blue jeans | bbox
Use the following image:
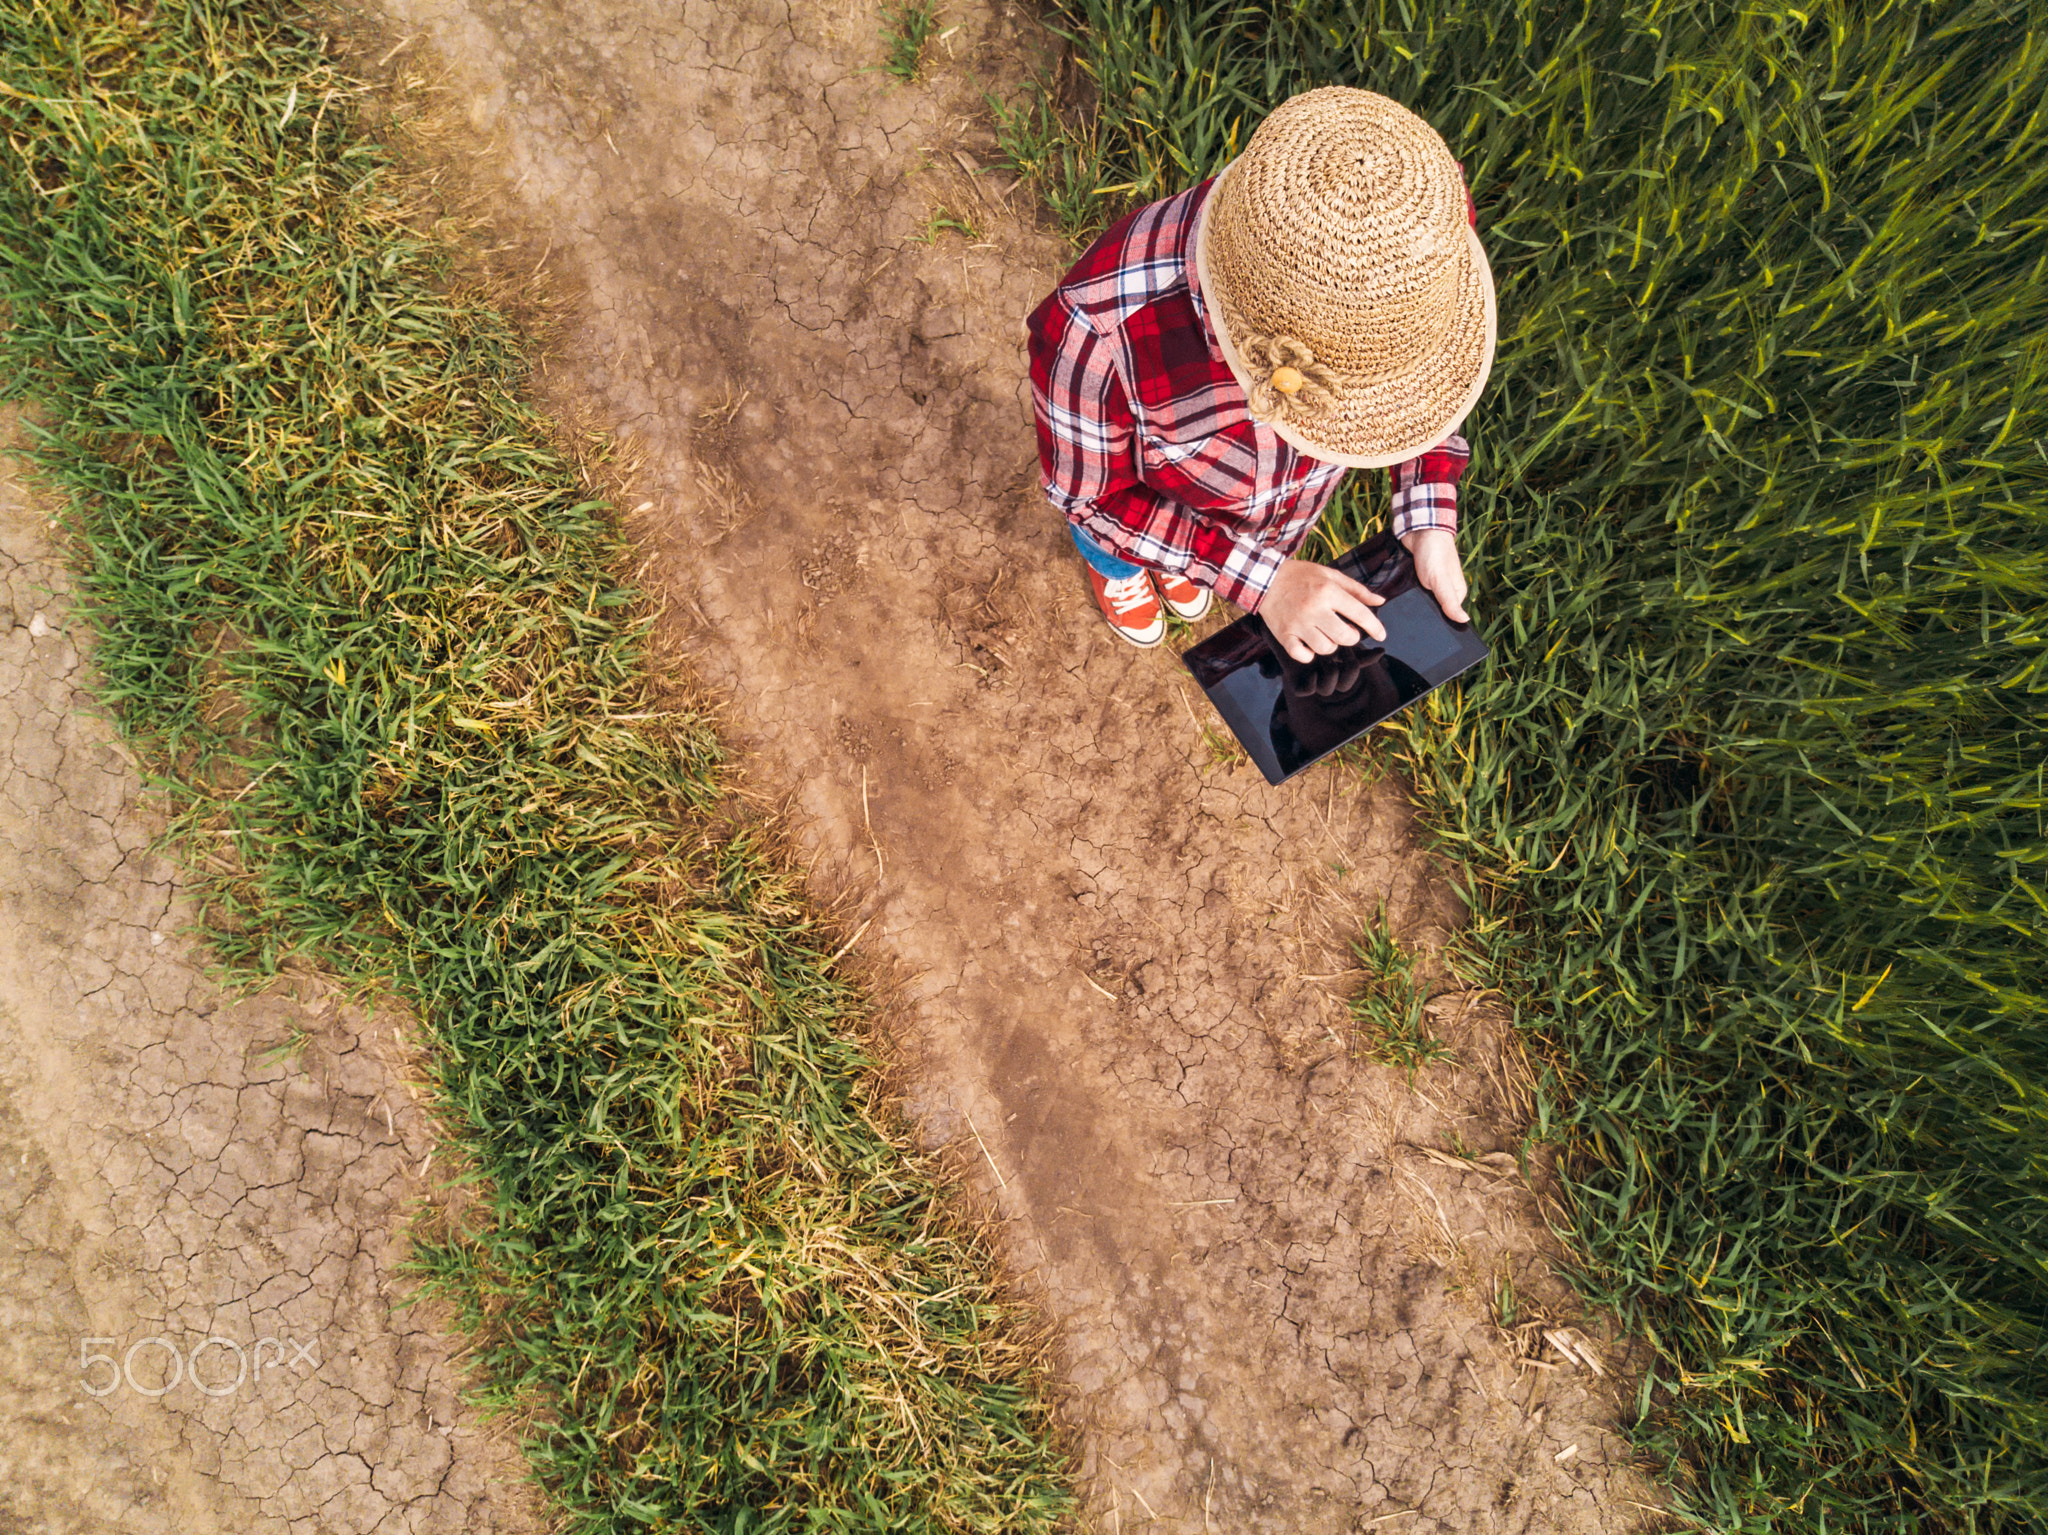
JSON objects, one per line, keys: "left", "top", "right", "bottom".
{"left": 1069, "top": 524, "right": 1143, "bottom": 580}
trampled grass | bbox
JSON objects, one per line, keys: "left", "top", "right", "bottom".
{"left": 1031, "top": 0, "right": 2048, "bottom": 1528}
{"left": 0, "top": 3, "right": 1072, "bottom": 1529}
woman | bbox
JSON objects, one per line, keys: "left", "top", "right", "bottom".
{"left": 1026, "top": 87, "right": 1495, "bottom": 660}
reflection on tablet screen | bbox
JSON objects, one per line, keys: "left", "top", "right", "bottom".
{"left": 1181, "top": 532, "right": 1491, "bottom": 786}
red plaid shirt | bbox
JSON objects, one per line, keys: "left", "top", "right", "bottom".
{"left": 1027, "top": 179, "right": 1470, "bottom": 613}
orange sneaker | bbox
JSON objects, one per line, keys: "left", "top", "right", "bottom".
{"left": 1087, "top": 567, "right": 1166, "bottom": 648}
{"left": 1155, "top": 569, "right": 1213, "bottom": 621}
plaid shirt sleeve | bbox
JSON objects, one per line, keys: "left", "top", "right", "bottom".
{"left": 1026, "top": 285, "right": 1332, "bottom": 613}
{"left": 1025, "top": 291, "right": 1172, "bottom": 551}
{"left": 1389, "top": 432, "right": 1471, "bottom": 542}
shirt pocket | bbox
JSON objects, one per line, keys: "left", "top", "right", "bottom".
{"left": 1135, "top": 416, "right": 1263, "bottom": 511}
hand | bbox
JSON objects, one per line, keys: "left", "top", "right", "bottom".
{"left": 1259, "top": 558, "right": 1387, "bottom": 663}
{"left": 1401, "top": 528, "right": 1470, "bottom": 623}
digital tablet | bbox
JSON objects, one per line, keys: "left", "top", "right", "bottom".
{"left": 1180, "top": 530, "right": 1490, "bottom": 786}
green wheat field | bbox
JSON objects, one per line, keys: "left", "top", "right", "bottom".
{"left": 1003, "top": 0, "right": 2047, "bottom": 1528}
{"left": 0, "top": 4, "right": 1070, "bottom": 1531}
{"left": 3, "top": 0, "right": 2043, "bottom": 1530}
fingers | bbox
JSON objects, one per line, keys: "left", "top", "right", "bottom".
{"left": 1326, "top": 567, "right": 1387, "bottom": 607}
{"left": 1320, "top": 612, "right": 1364, "bottom": 649}
{"left": 1282, "top": 621, "right": 1349, "bottom": 662}
{"left": 1267, "top": 559, "right": 1399, "bottom": 661}
{"left": 1424, "top": 569, "right": 1471, "bottom": 623}
{"left": 1293, "top": 613, "right": 1374, "bottom": 659}
{"left": 1405, "top": 534, "right": 1472, "bottom": 623}
{"left": 1290, "top": 628, "right": 1343, "bottom": 660}
{"left": 1326, "top": 587, "right": 1387, "bottom": 643}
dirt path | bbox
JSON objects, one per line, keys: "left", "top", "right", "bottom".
{"left": 355, "top": 0, "right": 1659, "bottom": 1529}
{"left": 0, "top": 417, "right": 543, "bottom": 1534}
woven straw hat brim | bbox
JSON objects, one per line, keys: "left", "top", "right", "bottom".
{"left": 1193, "top": 156, "right": 1497, "bottom": 469}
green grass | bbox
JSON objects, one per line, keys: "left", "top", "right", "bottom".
{"left": 916, "top": 204, "right": 984, "bottom": 243}
{"left": 1037, "top": 0, "right": 2048, "bottom": 1529}
{"left": 0, "top": 4, "right": 1072, "bottom": 1530}
{"left": 1349, "top": 907, "right": 1457, "bottom": 1079}
{"left": 880, "top": 0, "right": 941, "bottom": 83}
{"left": 989, "top": 80, "right": 1114, "bottom": 239}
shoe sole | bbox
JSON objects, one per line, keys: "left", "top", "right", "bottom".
{"left": 1105, "top": 617, "right": 1166, "bottom": 648}
{"left": 1162, "top": 596, "right": 1211, "bottom": 621}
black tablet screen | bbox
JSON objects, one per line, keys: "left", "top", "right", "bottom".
{"left": 1181, "top": 531, "right": 1490, "bottom": 786}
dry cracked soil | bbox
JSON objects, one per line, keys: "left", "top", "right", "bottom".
{"left": 0, "top": 0, "right": 1665, "bottom": 1529}
{"left": 352, "top": 0, "right": 1662, "bottom": 1530}
{"left": 0, "top": 415, "right": 546, "bottom": 1535}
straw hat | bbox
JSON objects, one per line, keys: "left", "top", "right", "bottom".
{"left": 1193, "top": 87, "right": 1496, "bottom": 468}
